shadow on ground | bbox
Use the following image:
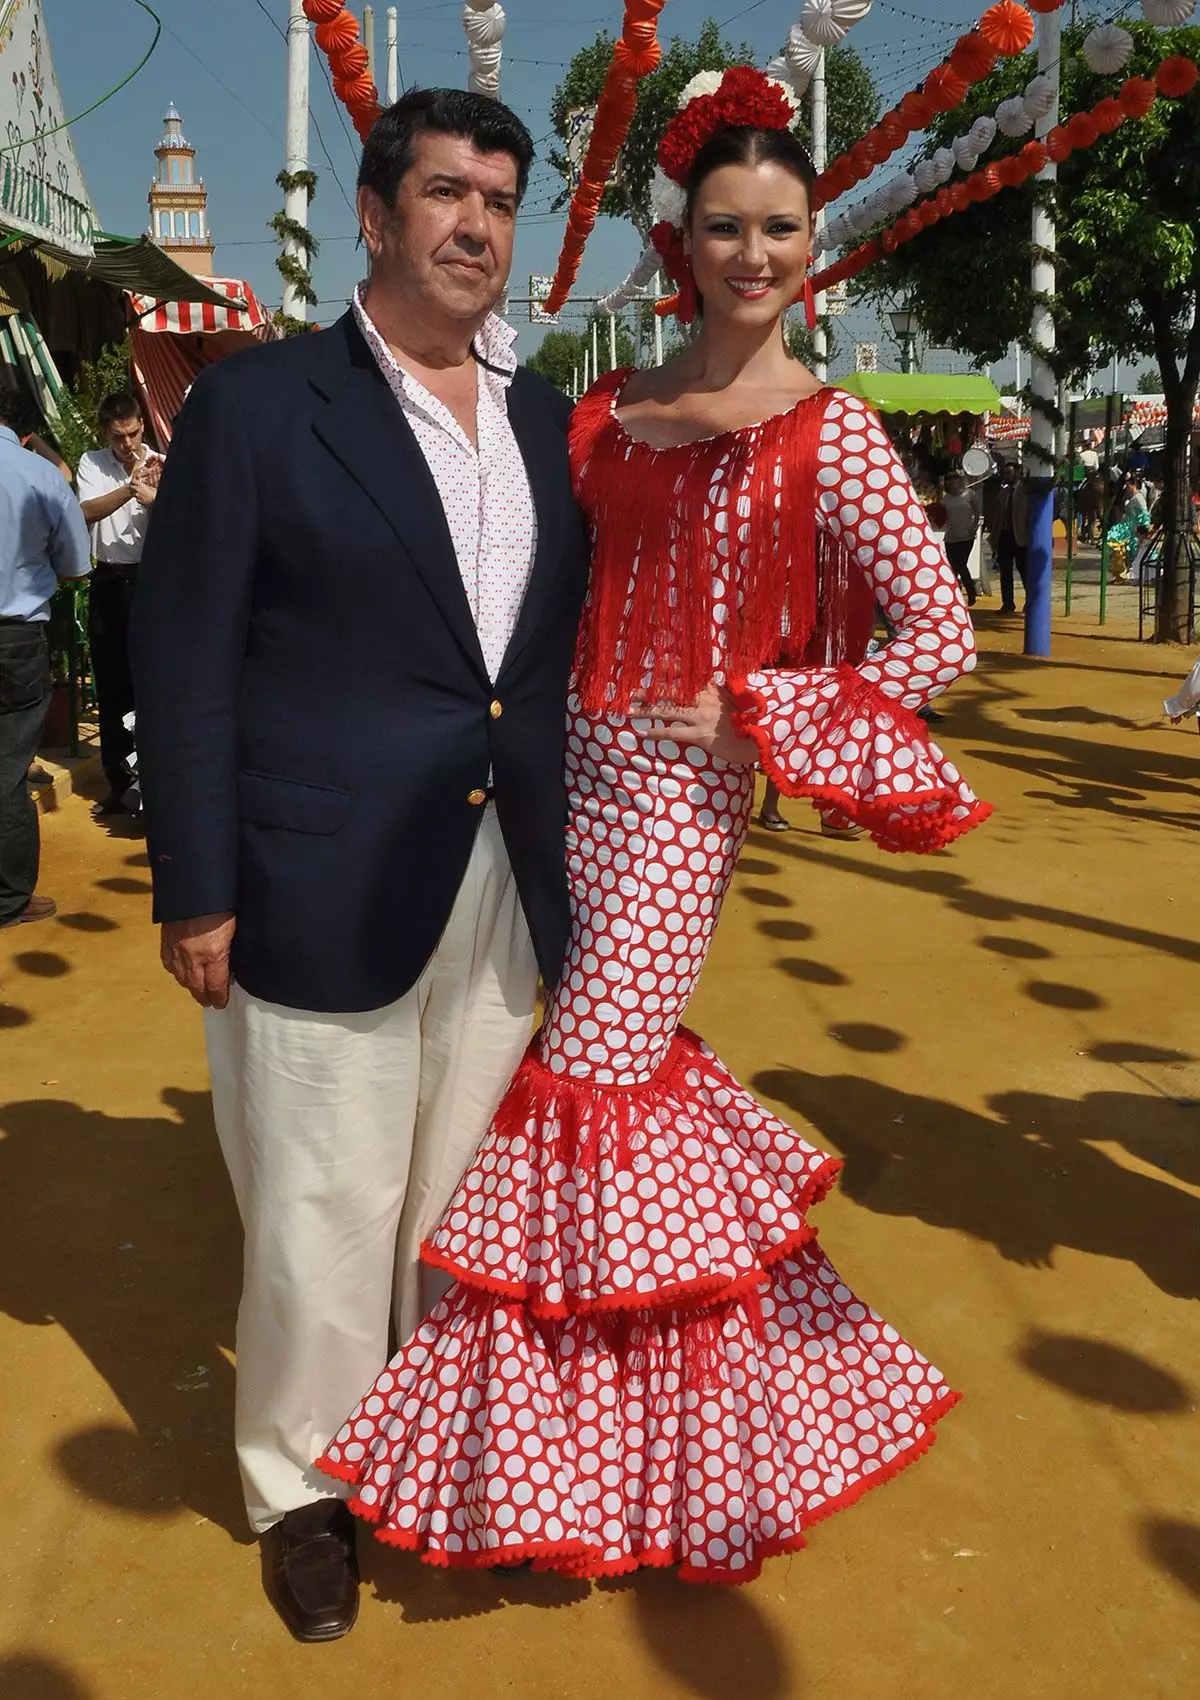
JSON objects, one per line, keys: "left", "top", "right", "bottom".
{"left": 0, "top": 1090, "right": 247, "bottom": 1539}
{"left": 0, "top": 1653, "right": 94, "bottom": 1698}
{"left": 751, "top": 1066, "right": 1200, "bottom": 1300}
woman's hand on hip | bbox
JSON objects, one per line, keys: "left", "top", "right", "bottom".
{"left": 636, "top": 682, "right": 759, "bottom": 764}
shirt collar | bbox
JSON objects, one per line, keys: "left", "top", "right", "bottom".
{"left": 353, "top": 281, "right": 517, "bottom": 390}
{"left": 0, "top": 426, "right": 18, "bottom": 447}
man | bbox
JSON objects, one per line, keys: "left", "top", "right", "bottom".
{"left": 941, "top": 471, "right": 980, "bottom": 607}
{"left": 131, "top": 90, "right": 587, "bottom": 1642}
{"left": 985, "top": 460, "right": 1028, "bottom": 615}
{"left": 0, "top": 388, "right": 91, "bottom": 927}
{"left": 76, "top": 393, "right": 162, "bottom": 815}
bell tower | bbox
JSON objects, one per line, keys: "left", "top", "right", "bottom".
{"left": 148, "top": 104, "right": 215, "bottom": 276}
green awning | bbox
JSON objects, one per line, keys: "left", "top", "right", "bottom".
{"left": 836, "top": 371, "right": 1003, "bottom": 417}
{"left": 0, "top": 226, "right": 245, "bottom": 311}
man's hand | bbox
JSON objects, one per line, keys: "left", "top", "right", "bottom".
{"left": 130, "top": 470, "right": 158, "bottom": 506}
{"left": 636, "top": 681, "right": 759, "bottom": 764}
{"left": 161, "top": 912, "right": 237, "bottom": 1009}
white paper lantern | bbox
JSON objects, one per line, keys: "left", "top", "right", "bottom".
{"left": 785, "top": 23, "right": 823, "bottom": 92}
{"left": 997, "top": 96, "right": 1034, "bottom": 136}
{"left": 766, "top": 55, "right": 795, "bottom": 87}
{"left": 1141, "top": 0, "right": 1196, "bottom": 25}
{"left": 969, "top": 114, "right": 997, "bottom": 151}
{"left": 650, "top": 167, "right": 687, "bottom": 228}
{"left": 931, "top": 147, "right": 955, "bottom": 184}
{"left": 952, "top": 134, "right": 979, "bottom": 171}
{"left": 1083, "top": 22, "right": 1134, "bottom": 74}
{"left": 887, "top": 173, "right": 917, "bottom": 211}
{"left": 913, "top": 158, "right": 939, "bottom": 194}
{"left": 800, "top": 0, "right": 846, "bottom": 49}
{"left": 463, "top": 1, "right": 505, "bottom": 96}
{"left": 1022, "top": 74, "right": 1056, "bottom": 121}
{"left": 812, "top": 227, "right": 831, "bottom": 256}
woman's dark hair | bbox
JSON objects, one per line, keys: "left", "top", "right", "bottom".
{"left": 358, "top": 87, "right": 535, "bottom": 207}
{"left": 684, "top": 125, "right": 816, "bottom": 224}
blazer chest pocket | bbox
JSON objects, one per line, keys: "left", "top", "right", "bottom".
{"left": 238, "top": 770, "right": 352, "bottom": 834}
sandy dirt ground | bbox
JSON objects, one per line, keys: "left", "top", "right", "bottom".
{"left": 2, "top": 614, "right": 1198, "bottom": 1700}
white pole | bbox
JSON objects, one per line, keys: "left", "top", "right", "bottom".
{"left": 363, "top": 6, "right": 375, "bottom": 83}
{"left": 1014, "top": 343, "right": 1021, "bottom": 394}
{"left": 385, "top": 5, "right": 398, "bottom": 104}
{"left": 572, "top": 363, "right": 579, "bottom": 400}
{"left": 608, "top": 312, "right": 617, "bottom": 372}
{"left": 1025, "top": 3, "right": 1060, "bottom": 656}
{"left": 283, "top": 0, "right": 311, "bottom": 322}
{"left": 591, "top": 318, "right": 600, "bottom": 382}
{"left": 810, "top": 50, "right": 827, "bottom": 382}
{"left": 582, "top": 345, "right": 590, "bottom": 393}
{"left": 653, "top": 272, "right": 664, "bottom": 366}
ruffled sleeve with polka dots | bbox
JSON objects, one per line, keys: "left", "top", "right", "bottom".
{"left": 730, "top": 390, "right": 991, "bottom": 853}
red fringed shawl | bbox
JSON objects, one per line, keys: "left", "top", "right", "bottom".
{"left": 569, "top": 367, "right": 876, "bottom": 716}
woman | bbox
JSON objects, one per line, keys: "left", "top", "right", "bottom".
{"left": 319, "top": 68, "right": 989, "bottom": 1583}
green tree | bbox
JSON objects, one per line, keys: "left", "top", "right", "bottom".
{"left": 57, "top": 340, "right": 133, "bottom": 473}
{"left": 549, "top": 22, "right": 878, "bottom": 242}
{"left": 1137, "top": 365, "right": 1161, "bottom": 392}
{"left": 524, "top": 313, "right": 638, "bottom": 393}
{"left": 865, "top": 22, "right": 1200, "bottom": 640}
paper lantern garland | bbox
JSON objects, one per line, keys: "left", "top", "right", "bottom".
{"left": 1141, "top": 0, "right": 1196, "bottom": 25}
{"left": 302, "top": 0, "right": 382, "bottom": 138}
{"left": 463, "top": 2, "right": 507, "bottom": 99}
{"left": 1082, "top": 22, "right": 1133, "bottom": 76}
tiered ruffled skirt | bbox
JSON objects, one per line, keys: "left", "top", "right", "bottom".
{"left": 318, "top": 701, "right": 972, "bottom": 1583}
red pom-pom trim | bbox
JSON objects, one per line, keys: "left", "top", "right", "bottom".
{"left": 658, "top": 66, "right": 799, "bottom": 185}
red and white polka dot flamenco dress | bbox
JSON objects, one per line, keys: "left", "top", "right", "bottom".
{"left": 318, "top": 372, "right": 991, "bottom": 1583}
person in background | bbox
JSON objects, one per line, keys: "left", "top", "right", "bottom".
{"left": 0, "top": 387, "right": 91, "bottom": 927}
{"left": 941, "top": 471, "right": 980, "bottom": 607}
{"left": 984, "top": 460, "right": 1028, "bottom": 614}
{"left": 76, "top": 393, "right": 162, "bottom": 815}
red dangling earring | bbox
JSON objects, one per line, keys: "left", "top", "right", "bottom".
{"left": 803, "top": 259, "right": 817, "bottom": 332}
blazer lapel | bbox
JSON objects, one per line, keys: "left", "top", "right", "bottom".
{"left": 497, "top": 373, "right": 565, "bottom": 680}
{"left": 310, "top": 320, "right": 489, "bottom": 684}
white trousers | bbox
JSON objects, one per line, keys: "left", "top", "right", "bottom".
{"left": 204, "top": 807, "right": 538, "bottom": 1533}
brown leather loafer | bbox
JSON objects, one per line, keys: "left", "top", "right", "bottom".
{"left": 0, "top": 895, "right": 57, "bottom": 928}
{"left": 261, "top": 1500, "right": 359, "bottom": 1642}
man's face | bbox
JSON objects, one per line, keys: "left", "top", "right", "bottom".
{"left": 358, "top": 130, "right": 520, "bottom": 327}
{"left": 105, "top": 414, "right": 144, "bottom": 468}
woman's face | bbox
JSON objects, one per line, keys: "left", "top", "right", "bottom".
{"left": 685, "top": 158, "right": 813, "bottom": 330}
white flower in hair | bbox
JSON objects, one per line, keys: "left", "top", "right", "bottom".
{"left": 650, "top": 166, "right": 687, "bottom": 227}
{"left": 676, "top": 70, "right": 726, "bottom": 108}
{"left": 767, "top": 76, "right": 803, "bottom": 119}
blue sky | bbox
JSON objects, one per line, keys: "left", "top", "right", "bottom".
{"left": 44, "top": 0, "right": 1133, "bottom": 385}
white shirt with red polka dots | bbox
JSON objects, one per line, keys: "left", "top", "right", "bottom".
{"left": 353, "top": 283, "right": 535, "bottom": 681}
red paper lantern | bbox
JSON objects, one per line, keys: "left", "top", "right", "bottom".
{"left": 315, "top": 12, "right": 359, "bottom": 52}
{"left": 900, "top": 90, "right": 934, "bottom": 130}
{"left": 1091, "top": 97, "right": 1125, "bottom": 134}
{"left": 981, "top": 162, "right": 1003, "bottom": 194}
{"left": 1045, "top": 125, "right": 1072, "bottom": 162}
{"left": 1156, "top": 56, "right": 1199, "bottom": 100}
{"left": 978, "top": 1, "right": 1035, "bottom": 57}
{"left": 881, "top": 228, "right": 898, "bottom": 253}
{"left": 949, "top": 31, "right": 999, "bottom": 84}
{"left": 849, "top": 142, "right": 872, "bottom": 176}
{"left": 1066, "top": 111, "right": 1099, "bottom": 148}
{"left": 950, "top": 182, "right": 971, "bottom": 212}
{"left": 935, "top": 187, "right": 955, "bottom": 216}
{"left": 1119, "top": 77, "right": 1157, "bottom": 120}
{"left": 919, "top": 199, "right": 941, "bottom": 227}
{"left": 903, "top": 208, "right": 923, "bottom": 237}
{"left": 882, "top": 113, "right": 910, "bottom": 147}
{"left": 995, "top": 155, "right": 1024, "bottom": 187}
{"left": 1026, "top": 0, "right": 1063, "bottom": 11}
{"left": 924, "top": 65, "right": 969, "bottom": 113}
{"left": 1020, "top": 139, "right": 1048, "bottom": 175}
{"left": 967, "top": 175, "right": 991, "bottom": 202}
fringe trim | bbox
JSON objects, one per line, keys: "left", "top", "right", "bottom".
{"left": 315, "top": 1390, "right": 961, "bottom": 1587}
{"left": 730, "top": 667, "right": 994, "bottom": 854}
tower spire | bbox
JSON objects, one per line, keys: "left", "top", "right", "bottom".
{"left": 148, "top": 103, "right": 215, "bottom": 277}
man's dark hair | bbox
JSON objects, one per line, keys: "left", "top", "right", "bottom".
{"left": 0, "top": 386, "right": 33, "bottom": 434}
{"left": 97, "top": 391, "right": 142, "bottom": 432}
{"left": 357, "top": 88, "right": 534, "bottom": 207}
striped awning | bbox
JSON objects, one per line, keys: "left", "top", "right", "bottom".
{"left": 128, "top": 276, "right": 268, "bottom": 334}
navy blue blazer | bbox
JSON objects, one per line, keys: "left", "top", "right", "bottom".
{"left": 131, "top": 312, "right": 588, "bottom": 1013}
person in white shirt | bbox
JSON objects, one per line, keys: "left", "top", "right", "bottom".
{"left": 941, "top": 472, "right": 981, "bottom": 607}
{"left": 75, "top": 393, "right": 162, "bottom": 813}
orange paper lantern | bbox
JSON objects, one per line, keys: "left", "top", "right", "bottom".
{"left": 950, "top": 31, "right": 999, "bottom": 83}
{"left": 1020, "top": 139, "right": 1048, "bottom": 175}
{"left": 899, "top": 90, "right": 934, "bottom": 130}
{"left": 935, "top": 187, "right": 955, "bottom": 216}
{"left": 995, "top": 155, "right": 1024, "bottom": 187}
{"left": 978, "top": 1, "right": 1035, "bottom": 57}
{"left": 1119, "top": 77, "right": 1157, "bottom": 119}
{"left": 1044, "top": 125, "right": 1072, "bottom": 162}
{"left": 923, "top": 65, "right": 968, "bottom": 113}
{"left": 1091, "top": 97, "right": 1125, "bottom": 134}
{"left": 303, "top": 0, "right": 344, "bottom": 22}
{"left": 1066, "top": 111, "right": 1099, "bottom": 148}
{"left": 315, "top": 12, "right": 359, "bottom": 52}
{"left": 329, "top": 41, "right": 370, "bottom": 79}
{"left": 919, "top": 199, "right": 941, "bottom": 227}
{"left": 1156, "top": 56, "right": 1199, "bottom": 99}
{"left": 950, "top": 181, "right": 971, "bottom": 212}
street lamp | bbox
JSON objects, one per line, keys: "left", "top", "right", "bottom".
{"left": 888, "top": 307, "right": 918, "bottom": 374}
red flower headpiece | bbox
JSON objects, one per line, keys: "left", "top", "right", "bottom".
{"left": 657, "top": 66, "right": 803, "bottom": 188}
